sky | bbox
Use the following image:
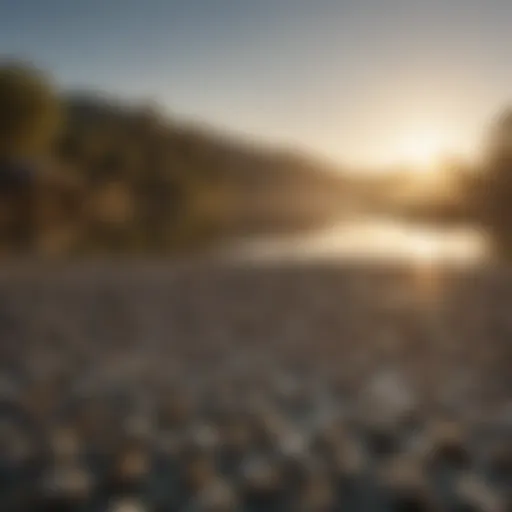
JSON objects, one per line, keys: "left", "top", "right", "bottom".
{"left": 1, "top": 0, "right": 512, "bottom": 168}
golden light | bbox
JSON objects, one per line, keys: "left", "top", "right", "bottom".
{"left": 410, "top": 233, "right": 439, "bottom": 264}
{"left": 394, "top": 132, "right": 447, "bottom": 172}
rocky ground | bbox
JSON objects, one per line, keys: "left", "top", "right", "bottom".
{"left": 0, "top": 260, "right": 511, "bottom": 511}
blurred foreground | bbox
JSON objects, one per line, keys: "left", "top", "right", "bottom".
{"left": 0, "top": 260, "right": 511, "bottom": 511}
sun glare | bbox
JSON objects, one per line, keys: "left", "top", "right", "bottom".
{"left": 395, "top": 132, "right": 446, "bottom": 172}
{"left": 410, "top": 233, "right": 438, "bottom": 263}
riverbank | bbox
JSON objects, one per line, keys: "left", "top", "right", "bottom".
{"left": 1, "top": 259, "right": 511, "bottom": 510}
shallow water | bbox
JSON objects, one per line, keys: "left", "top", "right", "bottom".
{"left": 224, "top": 216, "right": 488, "bottom": 266}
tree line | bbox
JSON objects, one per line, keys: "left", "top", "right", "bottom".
{"left": 0, "top": 61, "right": 355, "bottom": 258}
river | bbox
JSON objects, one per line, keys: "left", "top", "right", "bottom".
{"left": 222, "top": 216, "right": 489, "bottom": 266}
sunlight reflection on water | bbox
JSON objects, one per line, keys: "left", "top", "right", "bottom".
{"left": 227, "top": 217, "right": 488, "bottom": 266}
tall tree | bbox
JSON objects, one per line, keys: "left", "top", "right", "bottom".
{"left": 0, "top": 61, "right": 61, "bottom": 160}
{"left": 478, "top": 109, "right": 512, "bottom": 258}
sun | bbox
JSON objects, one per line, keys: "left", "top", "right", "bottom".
{"left": 395, "top": 132, "right": 446, "bottom": 172}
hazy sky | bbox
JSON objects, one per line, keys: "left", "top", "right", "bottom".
{"left": 2, "top": 0, "right": 512, "bottom": 167}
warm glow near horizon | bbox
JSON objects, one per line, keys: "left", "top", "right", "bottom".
{"left": 340, "top": 126, "right": 477, "bottom": 176}
{"left": 313, "top": 111, "right": 481, "bottom": 174}
{"left": 393, "top": 131, "right": 448, "bottom": 171}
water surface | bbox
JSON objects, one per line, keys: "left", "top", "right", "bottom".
{"left": 225, "top": 216, "right": 488, "bottom": 266}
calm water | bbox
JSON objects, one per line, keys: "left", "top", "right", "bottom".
{"left": 225, "top": 217, "right": 489, "bottom": 265}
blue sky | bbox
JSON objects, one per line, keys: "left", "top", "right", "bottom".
{"left": 2, "top": 0, "right": 512, "bottom": 167}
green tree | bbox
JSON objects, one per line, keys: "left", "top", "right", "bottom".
{"left": 0, "top": 61, "right": 61, "bottom": 160}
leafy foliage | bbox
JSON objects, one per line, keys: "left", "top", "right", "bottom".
{"left": 0, "top": 62, "right": 61, "bottom": 159}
